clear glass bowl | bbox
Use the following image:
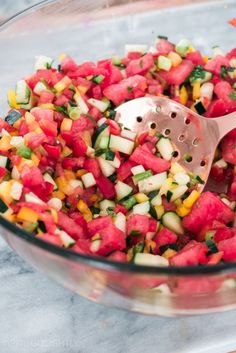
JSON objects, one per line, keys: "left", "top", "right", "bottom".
{"left": 0, "top": 0, "right": 236, "bottom": 316}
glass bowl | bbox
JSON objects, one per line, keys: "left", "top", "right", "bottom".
{"left": 0, "top": 0, "right": 236, "bottom": 316}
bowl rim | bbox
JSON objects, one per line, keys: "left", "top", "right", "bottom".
{"left": 0, "top": 0, "right": 236, "bottom": 276}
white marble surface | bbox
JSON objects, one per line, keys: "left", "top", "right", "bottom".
{"left": 1, "top": 235, "right": 236, "bottom": 353}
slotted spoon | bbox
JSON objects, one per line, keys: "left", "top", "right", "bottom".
{"left": 115, "top": 96, "right": 236, "bottom": 191}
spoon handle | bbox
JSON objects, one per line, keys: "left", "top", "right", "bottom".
{"left": 213, "top": 112, "right": 236, "bottom": 140}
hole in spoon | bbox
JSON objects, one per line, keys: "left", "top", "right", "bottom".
{"left": 185, "top": 118, "right": 191, "bottom": 125}
{"left": 150, "top": 122, "right": 156, "bottom": 129}
{"left": 172, "top": 151, "right": 179, "bottom": 158}
{"left": 193, "top": 137, "right": 200, "bottom": 146}
{"left": 136, "top": 116, "right": 142, "bottom": 123}
{"left": 178, "top": 134, "right": 185, "bottom": 141}
{"left": 183, "top": 154, "right": 192, "bottom": 163}
{"left": 164, "top": 128, "right": 171, "bottom": 136}
{"left": 200, "top": 160, "right": 206, "bottom": 167}
{"left": 170, "top": 112, "right": 177, "bottom": 119}
{"left": 156, "top": 105, "right": 161, "bottom": 113}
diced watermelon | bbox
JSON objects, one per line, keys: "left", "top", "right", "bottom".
{"left": 158, "top": 60, "right": 194, "bottom": 85}
{"left": 84, "top": 158, "right": 101, "bottom": 178}
{"left": 149, "top": 218, "right": 158, "bottom": 233}
{"left": 116, "top": 160, "right": 136, "bottom": 181}
{"left": 38, "top": 91, "right": 54, "bottom": 104}
{"left": 162, "top": 196, "right": 176, "bottom": 212}
{"left": 88, "top": 215, "right": 113, "bottom": 236}
{"left": 40, "top": 233, "right": 63, "bottom": 247}
{"left": 60, "top": 55, "right": 78, "bottom": 72}
{"left": 91, "top": 223, "right": 126, "bottom": 256}
{"left": 126, "top": 53, "right": 154, "bottom": 77}
{"left": 58, "top": 211, "right": 86, "bottom": 239}
{"left": 72, "top": 116, "right": 95, "bottom": 133}
{"left": 27, "top": 133, "right": 46, "bottom": 149}
{"left": 130, "top": 146, "right": 170, "bottom": 174}
{"left": 228, "top": 175, "right": 236, "bottom": 201}
{"left": 21, "top": 166, "right": 44, "bottom": 187}
{"left": 221, "top": 135, "right": 236, "bottom": 164}
{"left": 156, "top": 39, "right": 175, "bottom": 55}
{"left": 226, "top": 48, "right": 236, "bottom": 60}
{"left": 127, "top": 214, "right": 150, "bottom": 236}
{"left": 204, "top": 55, "right": 230, "bottom": 75}
{"left": 183, "top": 191, "right": 234, "bottom": 235}
{"left": 43, "top": 143, "right": 61, "bottom": 159}
{"left": 218, "top": 234, "right": 236, "bottom": 261}
{"left": 170, "top": 240, "right": 208, "bottom": 266}
{"left": 173, "top": 276, "right": 222, "bottom": 294}
{"left": 96, "top": 175, "right": 115, "bottom": 199}
{"left": 205, "top": 98, "right": 226, "bottom": 118}
{"left": 72, "top": 136, "right": 88, "bottom": 157}
{"left": 210, "top": 165, "right": 225, "bottom": 182}
{"left": 61, "top": 157, "right": 85, "bottom": 169}
{"left": 186, "top": 51, "right": 205, "bottom": 66}
{"left": 103, "top": 75, "right": 147, "bottom": 106}
{"left": 108, "top": 251, "right": 127, "bottom": 262}
{"left": 153, "top": 227, "right": 177, "bottom": 254}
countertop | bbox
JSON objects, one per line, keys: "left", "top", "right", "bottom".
{"left": 1, "top": 1, "right": 236, "bottom": 353}
{"left": 1, "top": 234, "right": 236, "bottom": 353}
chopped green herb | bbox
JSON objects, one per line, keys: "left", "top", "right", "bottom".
{"left": 16, "top": 146, "right": 32, "bottom": 159}
{"left": 57, "top": 64, "right": 61, "bottom": 72}
{"left": 127, "top": 86, "right": 133, "bottom": 93}
{"left": 194, "top": 100, "right": 206, "bottom": 115}
{"left": 130, "top": 230, "right": 142, "bottom": 237}
{"left": 0, "top": 198, "right": 8, "bottom": 213}
{"left": 149, "top": 205, "right": 157, "bottom": 219}
{"left": 157, "top": 35, "right": 168, "bottom": 40}
{"left": 92, "top": 75, "right": 105, "bottom": 84}
{"left": 133, "top": 242, "right": 145, "bottom": 255}
{"left": 106, "top": 207, "right": 115, "bottom": 217}
{"left": 54, "top": 105, "right": 69, "bottom": 116}
{"left": 228, "top": 92, "right": 236, "bottom": 102}
{"left": 148, "top": 190, "right": 159, "bottom": 200}
{"left": 220, "top": 65, "right": 228, "bottom": 79}
{"left": 46, "top": 62, "right": 52, "bottom": 69}
{"left": 189, "top": 65, "right": 205, "bottom": 83}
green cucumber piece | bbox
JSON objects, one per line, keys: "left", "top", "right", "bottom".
{"left": 161, "top": 211, "right": 184, "bottom": 234}
{"left": 92, "top": 123, "right": 109, "bottom": 149}
{"left": 132, "top": 170, "right": 153, "bottom": 184}
{"left": 5, "top": 110, "right": 22, "bottom": 126}
{"left": 0, "top": 198, "right": 9, "bottom": 213}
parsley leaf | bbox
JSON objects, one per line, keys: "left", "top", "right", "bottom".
{"left": 228, "top": 92, "right": 236, "bottom": 102}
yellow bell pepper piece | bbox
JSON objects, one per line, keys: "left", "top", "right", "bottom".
{"left": 0, "top": 181, "right": 13, "bottom": 204}
{"left": 17, "top": 207, "right": 38, "bottom": 223}
{"left": 38, "top": 103, "right": 55, "bottom": 110}
{"left": 56, "top": 176, "right": 73, "bottom": 196}
{"left": 76, "top": 169, "right": 87, "bottom": 178}
{"left": 176, "top": 204, "right": 191, "bottom": 217}
{"left": 52, "top": 190, "right": 65, "bottom": 200}
{"left": 58, "top": 53, "right": 66, "bottom": 61}
{"left": 54, "top": 76, "right": 71, "bottom": 93}
{"left": 60, "top": 118, "right": 72, "bottom": 132}
{"left": 31, "top": 153, "right": 40, "bottom": 166}
{"left": 202, "top": 55, "right": 209, "bottom": 64}
{"left": 7, "top": 90, "right": 20, "bottom": 109}
{"left": 192, "top": 82, "right": 201, "bottom": 101}
{"left": 154, "top": 205, "right": 165, "bottom": 219}
{"left": 162, "top": 248, "right": 177, "bottom": 259}
{"left": 50, "top": 208, "right": 58, "bottom": 223}
{"left": 0, "top": 136, "right": 12, "bottom": 151}
{"left": 77, "top": 199, "right": 93, "bottom": 222}
{"left": 179, "top": 85, "right": 188, "bottom": 105}
{"left": 64, "top": 170, "right": 76, "bottom": 180}
{"left": 168, "top": 51, "right": 182, "bottom": 67}
{"left": 77, "top": 85, "right": 89, "bottom": 94}
{"left": 183, "top": 190, "right": 200, "bottom": 209}
{"left": 134, "top": 193, "right": 149, "bottom": 203}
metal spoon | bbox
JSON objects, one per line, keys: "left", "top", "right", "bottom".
{"left": 115, "top": 96, "right": 236, "bottom": 191}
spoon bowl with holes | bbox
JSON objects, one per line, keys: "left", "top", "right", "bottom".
{"left": 115, "top": 96, "right": 236, "bottom": 191}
